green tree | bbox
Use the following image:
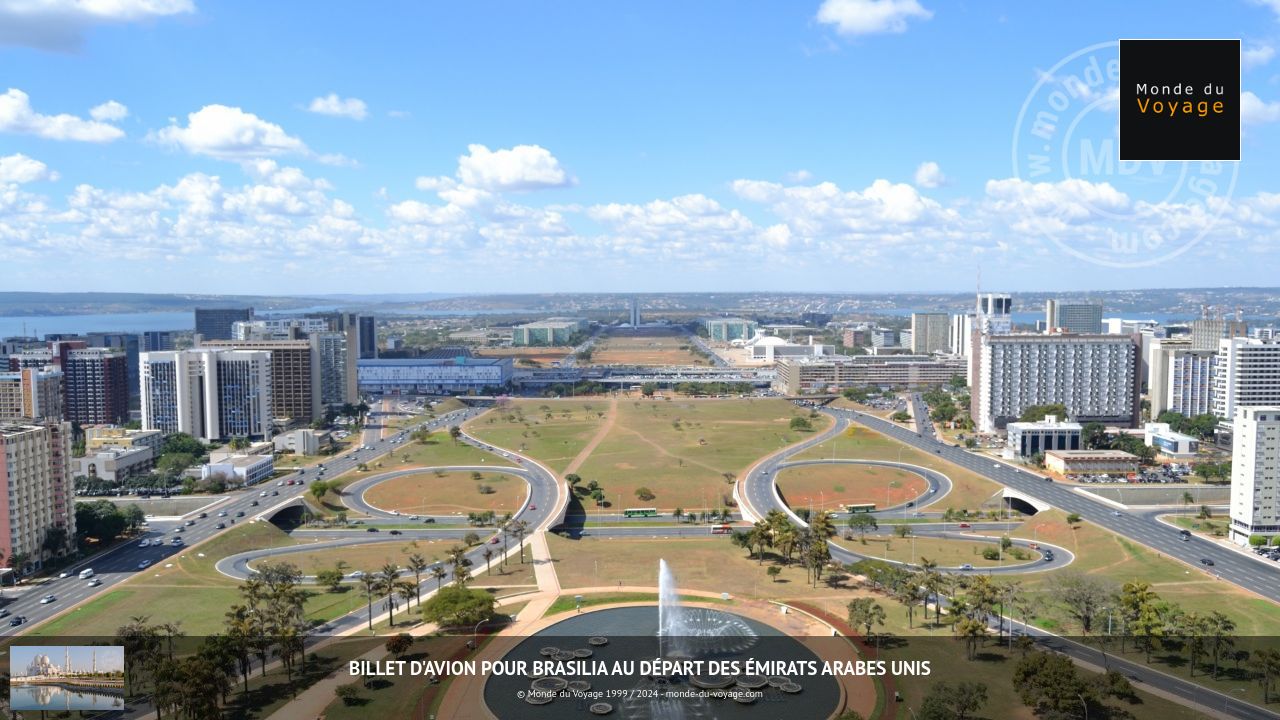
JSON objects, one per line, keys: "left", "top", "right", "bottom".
{"left": 846, "top": 598, "right": 886, "bottom": 645}
{"left": 1018, "top": 403, "right": 1069, "bottom": 422}
{"left": 421, "top": 585, "right": 497, "bottom": 628}
{"left": 918, "top": 681, "right": 988, "bottom": 720}
{"left": 766, "top": 565, "right": 782, "bottom": 582}
{"left": 315, "top": 568, "right": 345, "bottom": 593}
{"left": 635, "top": 487, "right": 656, "bottom": 502}
{"left": 448, "top": 425, "right": 463, "bottom": 444}
{"left": 1081, "top": 422, "right": 1108, "bottom": 449}
{"left": 335, "top": 683, "right": 361, "bottom": 705}
{"left": 789, "top": 416, "right": 813, "bottom": 431}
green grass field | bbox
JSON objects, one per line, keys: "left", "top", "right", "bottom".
{"left": 363, "top": 470, "right": 526, "bottom": 515}
{"left": 832, "top": 534, "right": 1040, "bottom": 568}
{"left": 570, "top": 398, "right": 829, "bottom": 511}
{"left": 794, "top": 424, "right": 1005, "bottom": 512}
{"left": 467, "top": 400, "right": 610, "bottom": 474}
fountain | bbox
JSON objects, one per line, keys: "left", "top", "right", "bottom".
{"left": 657, "top": 559, "right": 690, "bottom": 659}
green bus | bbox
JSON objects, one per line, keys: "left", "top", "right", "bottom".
{"left": 845, "top": 503, "right": 876, "bottom": 514}
{"left": 623, "top": 507, "right": 658, "bottom": 518}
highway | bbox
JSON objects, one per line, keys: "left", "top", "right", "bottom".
{"left": 1, "top": 403, "right": 486, "bottom": 637}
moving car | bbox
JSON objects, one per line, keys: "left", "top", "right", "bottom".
{"left": 138, "top": 560, "right": 152, "bottom": 570}
{"left": 366, "top": 527, "right": 379, "bottom": 532}
{"left": 218, "top": 510, "right": 228, "bottom": 517}
{"left": 236, "top": 510, "right": 245, "bottom": 517}
{"left": 138, "top": 539, "right": 150, "bottom": 547}
{"left": 8, "top": 616, "right": 25, "bottom": 626}
{"left": 39, "top": 594, "right": 56, "bottom": 604}
{"left": 249, "top": 501, "right": 259, "bottom": 507}
{"left": 1200, "top": 558, "right": 1215, "bottom": 566}
{"left": 88, "top": 578, "right": 102, "bottom": 587}
{"left": 215, "top": 522, "right": 226, "bottom": 529}
{"left": 960, "top": 564, "right": 974, "bottom": 571}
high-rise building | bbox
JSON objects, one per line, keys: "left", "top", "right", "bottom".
{"left": 142, "top": 331, "right": 175, "bottom": 352}
{"left": 200, "top": 339, "right": 319, "bottom": 426}
{"left": 972, "top": 333, "right": 1140, "bottom": 431}
{"left": 0, "top": 421, "right": 75, "bottom": 572}
{"left": 305, "top": 312, "right": 359, "bottom": 404}
{"left": 513, "top": 318, "right": 590, "bottom": 345}
{"left": 140, "top": 349, "right": 273, "bottom": 442}
{"left": 910, "top": 313, "right": 950, "bottom": 355}
{"left": 1229, "top": 406, "right": 1280, "bottom": 545}
{"left": 358, "top": 316, "right": 377, "bottom": 359}
{"left": 1147, "top": 338, "right": 1215, "bottom": 418}
{"left": 85, "top": 332, "right": 140, "bottom": 409}
{"left": 1191, "top": 317, "right": 1248, "bottom": 351}
{"left": 232, "top": 317, "right": 330, "bottom": 341}
{"left": 1045, "top": 300, "right": 1104, "bottom": 334}
{"left": 630, "top": 298, "right": 640, "bottom": 326}
{"left": 949, "top": 313, "right": 974, "bottom": 357}
{"left": 62, "top": 347, "right": 129, "bottom": 425}
{"left": 312, "top": 331, "right": 349, "bottom": 407}
{"left": 969, "top": 292, "right": 1014, "bottom": 388}
{"left": 194, "top": 307, "right": 254, "bottom": 341}
{"left": 1213, "top": 337, "right": 1280, "bottom": 423}
{"left": 0, "top": 368, "right": 63, "bottom": 421}
{"left": 870, "top": 329, "right": 898, "bottom": 348}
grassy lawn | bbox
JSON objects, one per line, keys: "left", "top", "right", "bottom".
{"left": 589, "top": 331, "right": 704, "bottom": 365}
{"left": 1163, "top": 513, "right": 1231, "bottom": 539}
{"left": 327, "top": 436, "right": 501, "bottom": 497}
{"left": 794, "top": 424, "right": 1005, "bottom": 512}
{"left": 571, "top": 398, "right": 831, "bottom": 511}
{"left": 248, "top": 538, "right": 457, "bottom": 575}
{"left": 467, "top": 400, "right": 610, "bottom": 474}
{"left": 28, "top": 522, "right": 363, "bottom": 637}
{"left": 832, "top": 535, "right": 1040, "bottom": 568}
{"left": 363, "top": 470, "right": 526, "bottom": 515}
{"left": 105, "top": 496, "right": 221, "bottom": 516}
{"left": 546, "top": 533, "right": 860, "bottom": 599}
{"left": 776, "top": 462, "right": 927, "bottom": 510}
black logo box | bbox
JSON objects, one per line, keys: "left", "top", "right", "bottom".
{"left": 1119, "top": 39, "right": 1240, "bottom": 161}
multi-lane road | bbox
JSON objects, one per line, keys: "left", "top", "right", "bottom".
{"left": 1, "top": 403, "right": 487, "bottom": 637}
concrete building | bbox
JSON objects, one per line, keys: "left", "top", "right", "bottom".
{"left": 1005, "top": 415, "right": 1083, "bottom": 457}
{"left": 75, "top": 446, "right": 154, "bottom": 483}
{"left": 357, "top": 357, "right": 513, "bottom": 394}
{"left": 968, "top": 292, "right": 1014, "bottom": 389}
{"left": 704, "top": 318, "right": 757, "bottom": 343}
{"left": 910, "top": 313, "right": 950, "bottom": 354}
{"left": 1043, "top": 449, "right": 1140, "bottom": 478}
{"left": 1191, "top": 317, "right": 1248, "bottom": 351}
{"left": 231, "top": 317, "right": 330, "bottom": 341}
{"left": 1213, "top": 338, "right": 1280, "bottom": 423}
{"left": 85, "top": 333, "right": 140, "bottom": 408}
{"left": 140, "top": 349, "right": 274, "bottom": 442}
{"left": 842, "top": 328, "right": 869, "bottom": 348}
{"left": 869, "top": 329, "right": 898, "bottom": 348}
{"left": 1229, "top": 407, "right": 1280, "bottom": 545}
{"left": 0, "top": 422, "right": 75, "bottom": 572}
{"left": 740, "top": 334, "right": 827, "bottom": 362}
{"left": 0, "top": 368, "right": 62, "bottom": 421}
{"left": 142, "top": 331, "right": 175, "bottom": 352}
{"left": 512, "top": 318, "right": 589, "bottom": 346}
{"left": 61, "top": 347, "right": 129, "bottom": 425}
{"left": 629, "top": 298, "right": 640, "bottom": 327}
{"left": 272, "top": 428, "right": 333, "bottom": 456}
{"left": 201, "top": 453, "right": 274, "bottom": 487}
{"left": 1143, "top": 422, "right": 1200, "bottom": 458}
{"left": 949, "top": 313, "right": 974, "bottom": 357}
{"left": 201, "top": 339, "right": 319, "bottom": 426}
{"left": 1045, "top": 300, "right": 1104, "bottom": 334}
{"left": 772, "top": 355, "right": 966, "bottom": 395}
{"left": 358, "top": 315, "right": 377, "bottom": 359}
{"left": 195, "top": 307, "right": 254, "bottom": 341}
{"left": 972, "top": 333, "right": 1139, "bottom": 432}
{"left": 84, "top": 426, "right": 163, "bottom": 455}
{"left": 1147, "top": 338, "right": 1215, "bottom": 418}
{"left": 1104, "top": 318, "right": 1160, "bottom": 336}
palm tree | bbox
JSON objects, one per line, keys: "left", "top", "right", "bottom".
{"left": 359, "top": 573, "right": 379, "bottom": 632}
{"left": 430, "top": 564, "right": 447, "bottom": 591}
{"left": 896, "top": 575, "right": 926, "bottom": 629}
{"left": 407, "top": 554, "right": 429, "bottom": 607}
{"left": 508, "top": 520, "right": 530, "bottom": 564}
{"left": 482, "top": 547, "right": 495, "bottom": 575}
{"left": 395, "top": 580, "right": 417, "bottom": 620}
{"left": 809, "top": 510, "right": 837, "bottom": 540}
{"left": 380, "top": 563, "right": 402, "bottom": 626}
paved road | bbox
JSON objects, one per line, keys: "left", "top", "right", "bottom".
{"left": 688, "top": 334, "right": 730, "bottom": 367}
{"left": 829, "top": 405, "right": 1280, "bottom": 599}
{"left": 1, "top": 404, "right": 484, "bottom": 637}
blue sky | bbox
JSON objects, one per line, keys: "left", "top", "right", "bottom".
{"left": 2, "top": 1, "right": 1279, "bottom": 294}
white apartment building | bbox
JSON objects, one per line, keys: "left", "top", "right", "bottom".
{"left": 0, "top": 422, "right": 75, "bottom": 573}
{"left": 1147, "top": 338, "right": 1215, "bottom": 418}
{"left": 949, "top": 313, "right": 973, "bottom": 358}
{"left": 972, "top": 334, "right": 1139, "bottom": 432}
{"left": 140, "top": 349, "right": 274, "bottom": 442}
{"left": 1213, "top": 338, "right": 1280, "bottom": 424}
{"left": 1229, "top": 407, "right": 1280, "bottom": 545}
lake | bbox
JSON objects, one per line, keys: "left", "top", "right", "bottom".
{"left": 0, "top": 311, "right": 193, "bottom": 338}
{"left": 10, "top": 683, "right": 126, "bottom": 711}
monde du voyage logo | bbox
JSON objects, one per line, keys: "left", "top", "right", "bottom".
{"left": 1120, "top": 39, "right": 1240, "bottom": 161}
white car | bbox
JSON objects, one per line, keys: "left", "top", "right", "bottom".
{"left": 138, "top": 539, "right": 150, "bottom": 548}
{"left": 39, "top": 595, "right": 56, "bottom": 604}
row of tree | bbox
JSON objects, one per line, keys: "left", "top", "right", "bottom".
{"left": 730, "top": 509, "right": 836, "bottom": 587}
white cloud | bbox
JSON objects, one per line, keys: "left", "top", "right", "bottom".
{"left": 89, "top": 100, "right": 129, "bottom": 122}
{"left": 387, "top": 200, "right": 469, "bottom": 226}
{"left": 0, "top": 154, "right": 59, "bottom": 184}
{"left": 456, "top": 144, "right": 574, "bottom": 191}
{"left": 984, "top": 177, "right": 1129, "bottom": 223}
{"left": 816, "top": 0, "right": 932, "bottom": 36}
{"left": 1243, "top": 43, "right": 1276, "bottom": 70}
{"left": 914, "top": 161, "right": 946, "bottom": 188}
{"left": 152, "top": 105, "right": 307, "bottom": 159}
{"left": 1242, "top": 90, "right": 1280, "bottom": 126}
{"left": 306, "top": 94, "right": 368, "bottom": 120}
{"left": 784, "top": 169, "right": 813, "bottom": 183}
{"left": 0, "top": 88, "right": 125, "bottom": 142}
{"left": 1252, "top": 0, "right": 1280, "bottom": 19}
{"left": 0, "top": 0, "right": 194, "bottom": 51}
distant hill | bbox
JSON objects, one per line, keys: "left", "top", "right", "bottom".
{"left": 0, "top": 293, "right": 333, "bottom": 317}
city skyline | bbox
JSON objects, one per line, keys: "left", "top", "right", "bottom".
{"left": 11, "top": 645, "right": 125, "bottom": 676}
{"left": 2, "top": 1, "right": 1279, "bottom": 293}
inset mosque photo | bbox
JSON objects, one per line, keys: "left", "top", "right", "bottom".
{"left": 9, "top": 645, "right": 125, "bottom": 712}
